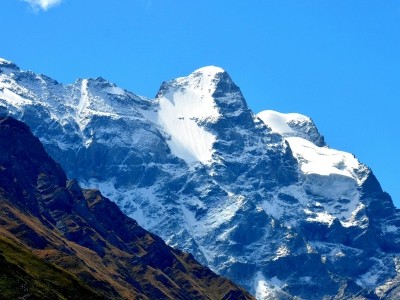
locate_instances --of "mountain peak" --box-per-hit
[2,59,399,300]
[155,68,223,165]
[0,58,13,65]
[154,66,250,165]
[257,110,325,146]
[193,65,225,76]
[0,58,19,72]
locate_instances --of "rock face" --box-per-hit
[1,58,400,299]
[0,116,253,300]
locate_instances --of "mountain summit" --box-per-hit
[155,65,250,165]
[1,59,400,299]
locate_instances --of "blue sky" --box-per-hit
[1,0,399,205]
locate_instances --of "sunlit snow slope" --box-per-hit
[156,66,222,164]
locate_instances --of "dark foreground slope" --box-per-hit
[0,236,101,300]
[0,117,253,300]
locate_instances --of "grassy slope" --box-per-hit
[0,236,102,300]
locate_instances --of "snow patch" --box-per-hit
[274,245,290,260]
[0,88,32,106]
[105,86,125,96]
[305,209,335,225]
[156,68,222,165]
[254,272,285,300]
[286,137,361,181]
[77,79,89,116]
[257,110,309,136]
[287,136,364,221]
[193,65,225,76]
[0,58,12,65]
[202,194,245,237]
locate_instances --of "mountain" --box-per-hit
[1,58,400,299]
[0,235,102,300]
[0,116,253,299]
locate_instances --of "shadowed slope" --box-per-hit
[0,117,253,300]
[0,235,101,300]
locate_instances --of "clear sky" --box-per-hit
[1,0,399,205]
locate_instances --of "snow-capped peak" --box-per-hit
[258,110,310,136]
[258,109,369,227]
[1,59,398,300]
[0,58,12,65]
[167,65,226,96]
[154,66,252,166]
[0,58,19,72]
[193,65,225,76]
[258,110,325,146]
[155,68,223,165]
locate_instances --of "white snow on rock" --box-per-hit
[0,58,12,65]
[305,210,335,225]
[77,79,89,116]
[258,110,363,183]
[257,110,309,136]
[257,109,325,146]
[254,272,286,300]
[193,65,225,76]
[258,110,370,227]
[286,137,362,182]
[105,86,125,96]
[156,66,223,165]
[1,59,397,300]
[0,88,32,106]
[287,136,365,220]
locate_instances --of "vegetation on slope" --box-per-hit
[0,235,101,300]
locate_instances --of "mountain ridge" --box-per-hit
[1,58,400,299]
[0,115,253,299]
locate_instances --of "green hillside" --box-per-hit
[0,236,101,300]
